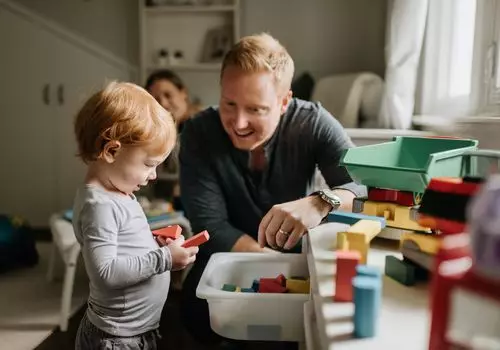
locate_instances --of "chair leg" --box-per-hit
[60,262,77,332]
[46,242,58,282]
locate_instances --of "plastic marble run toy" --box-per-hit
[339,136,479,285]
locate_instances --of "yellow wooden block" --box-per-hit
[286,278,310,294]
[361,200,430,232]
[235,286,241,292]
[337,220,382,264]
[400,232,440,255]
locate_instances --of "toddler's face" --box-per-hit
[107,146,167,195]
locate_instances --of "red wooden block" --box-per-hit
[152,225,182,239]
[334,250,361,302]
[275,274,287,287]
[259,278,287,293]
[182,230,210,248]
[368,188,414,206]
[427,177,482,196]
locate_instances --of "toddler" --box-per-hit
[72,81,198,349]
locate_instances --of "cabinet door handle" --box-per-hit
[42,84,50,105]
[57,84,64,105]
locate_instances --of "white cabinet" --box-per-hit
[0,5,131,227]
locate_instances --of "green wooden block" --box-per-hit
[241,288,255,293]
[222,283,237,292]
[384,255,416,286]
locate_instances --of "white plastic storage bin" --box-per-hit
[196,252,310,342]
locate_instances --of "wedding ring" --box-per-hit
[278,228,290,237]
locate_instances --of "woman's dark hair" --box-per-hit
[145,69,185,91]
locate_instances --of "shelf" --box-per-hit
[147,63,221,72]
[145,5,237,14]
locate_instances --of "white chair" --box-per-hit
[47,213,81,332]
[47,211,193,331]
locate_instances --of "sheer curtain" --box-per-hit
[378,0,429,129]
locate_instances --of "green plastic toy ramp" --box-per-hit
[340,136,478,193]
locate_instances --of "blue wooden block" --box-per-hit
[241,288,255,293]
[251,279,260,292]
[353,276,381,338]
[327,211,386,228]
[356,265,382,279]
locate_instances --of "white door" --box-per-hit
[0,7,57,227]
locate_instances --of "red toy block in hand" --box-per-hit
[182,230,210,248]
[152,225,182,239]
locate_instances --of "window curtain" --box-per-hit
[378,0,429,129]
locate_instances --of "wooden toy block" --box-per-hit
[337,219,382,264]
[352,197,366,213]
[327,211,386,228]
[222,283,237,292]
[182,230,210,248]
[275,274,287,287]
[377,226,408,240]
[361,200,431,233]
[334,250,361,302]
[401,239,435,271]
[290,276,308,280]
[251,279,259,292]
[356,265,381,279]
[384,255,417,286]
[286,278,310,294]
[152,225,182,239]
[258,278,287,293]
[235,287,241,292]
[368,188,414,206]
[353,276,382,338]
[400,232,440,255]
[241,287,255,293]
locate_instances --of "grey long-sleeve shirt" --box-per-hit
[180,98,367,258]
[72,184,172,336]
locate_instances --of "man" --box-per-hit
[178,33,366,347]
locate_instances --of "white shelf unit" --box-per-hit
[138,0,240,106]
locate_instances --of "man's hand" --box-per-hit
[258,195,331,250]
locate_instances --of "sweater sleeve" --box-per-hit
[78,201,172,290]
[313,104,367,197]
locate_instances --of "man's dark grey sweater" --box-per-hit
[179,98,366,257]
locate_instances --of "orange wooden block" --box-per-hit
[182,230,210,248]
[152,225,182,239]
[334,250,361,302]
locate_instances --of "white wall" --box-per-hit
[241,0,387,79]
[11,0,139,66]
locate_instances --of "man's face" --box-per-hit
[219,66,291,151]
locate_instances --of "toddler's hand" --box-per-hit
[165,236,198,271]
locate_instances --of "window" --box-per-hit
[417,0,478,117]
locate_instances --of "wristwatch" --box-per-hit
[312,189,342,212]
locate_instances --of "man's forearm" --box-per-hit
[333,189,356,212]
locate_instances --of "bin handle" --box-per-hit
[463,150,500,159]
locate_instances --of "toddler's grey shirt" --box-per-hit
[72,184,172,337]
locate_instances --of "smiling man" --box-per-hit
[177,33,366,347]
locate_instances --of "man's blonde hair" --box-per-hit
[221,32,295,93]
[74,81,176,163]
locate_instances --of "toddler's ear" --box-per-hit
[101,140,121,163]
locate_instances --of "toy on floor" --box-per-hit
[221,273,310,294]
[333,250,382,338]
[336,219,383,264]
